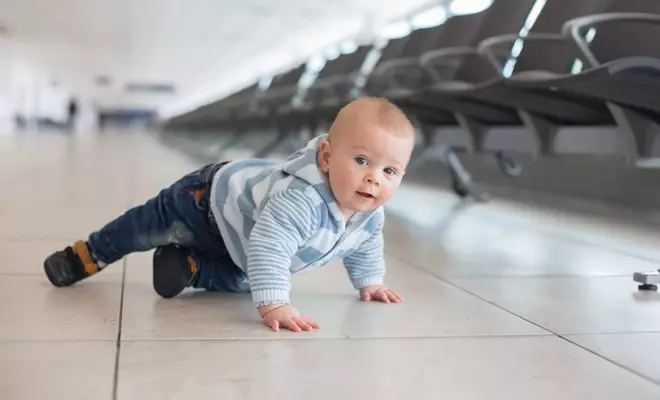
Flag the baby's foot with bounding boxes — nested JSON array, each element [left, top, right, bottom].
[[152, 245, 197, 298], [44, 241, 100, 287]]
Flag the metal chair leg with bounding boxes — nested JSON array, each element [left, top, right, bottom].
[[633, 269, 660, 291]]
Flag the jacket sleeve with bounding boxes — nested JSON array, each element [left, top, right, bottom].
[[246, 189, 318, 306], [343, 219, 386, 289]]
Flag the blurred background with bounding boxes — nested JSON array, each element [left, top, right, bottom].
[[0, 0, 481, 129], [1, 0, 659, 221]]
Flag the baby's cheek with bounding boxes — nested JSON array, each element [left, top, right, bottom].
[[379, 183, 398, 201]]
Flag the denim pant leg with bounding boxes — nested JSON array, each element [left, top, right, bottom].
[[190, 250, 251, 293], [88, 164, 222, 265]]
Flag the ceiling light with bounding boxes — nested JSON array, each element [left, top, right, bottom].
[[410, 6, 447, 28], [308, 54, 326, 72], [449, 0, 494, 16], [339, 40, 358, 54], [378, 21, 411, 39], [324, 46, 340, 60]]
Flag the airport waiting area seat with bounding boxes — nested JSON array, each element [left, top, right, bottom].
[[167, 83, 260, 132], [392, 0, 608, 158], [164, 0, 660, 164], [293, 45, 374, 129]]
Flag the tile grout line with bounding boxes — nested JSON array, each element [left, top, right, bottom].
[[556, 335, 660, 387], [387, 251, 660, 388], [111, 257, 127, 400], [386, 252, 562, 335], [111, 332, 552, 342], [111, 160, 139, 400], [4, 330, 658, 344]]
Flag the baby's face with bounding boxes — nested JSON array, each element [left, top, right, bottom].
[[320, 124, 414, 216]]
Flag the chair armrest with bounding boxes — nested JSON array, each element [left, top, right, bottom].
[[372, 49, 482, 87], [370, 58, 432, 90], [477, 33, 566, 72], [262, 85, 298, 100], [310, 73, 358, 90], [419, 46, 500, 80], [372, 58, 422, 77], [419, 47, 482, 65], [305, 73, 359, 101], [563, 12, 660, 68]]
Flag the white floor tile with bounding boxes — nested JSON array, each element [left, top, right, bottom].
[[116, 336, 660, 400], [0, 274, 123, 340], [0, 239, 121, 275], [0, 341, 116, 400], [448, 276, 660, 334], [384, 210, 659, 278], [120, 255, 544, 339]]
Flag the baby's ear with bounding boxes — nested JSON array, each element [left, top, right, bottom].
[[319, 139, 331, 172]]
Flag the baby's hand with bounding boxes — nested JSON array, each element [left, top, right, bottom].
[[359, 285, 404, 303], [259, 304, 320, 333]]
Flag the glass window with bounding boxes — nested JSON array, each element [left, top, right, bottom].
[[502, 0, 548, 77]]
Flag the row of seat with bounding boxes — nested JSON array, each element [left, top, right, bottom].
[[165, 0, 660, 166]]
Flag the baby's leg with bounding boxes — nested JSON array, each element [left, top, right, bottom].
[[189, 250, 250, 293], [45, 163, 222, 287], [152, 246, 249, 298], [87, 191, 197, 266]]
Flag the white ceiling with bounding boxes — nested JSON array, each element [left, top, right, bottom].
[[0, 0, 444, 119]]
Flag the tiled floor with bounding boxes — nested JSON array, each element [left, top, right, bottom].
[[1, 130, 659, 399]]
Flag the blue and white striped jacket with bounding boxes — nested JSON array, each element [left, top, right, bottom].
[[209, 134, 385, 306]]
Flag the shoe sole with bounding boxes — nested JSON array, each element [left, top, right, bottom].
[[153, 246, 190, 299]]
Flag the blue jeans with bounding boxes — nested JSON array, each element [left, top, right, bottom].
[[88, 163, 250, 293]]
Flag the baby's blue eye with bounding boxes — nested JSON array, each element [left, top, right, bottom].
[[355, 156, 368, 166], [384, 167, 396, 176]]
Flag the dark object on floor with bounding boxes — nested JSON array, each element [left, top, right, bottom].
[[152, 245, 197, 298], [633, 270, 660, 291]]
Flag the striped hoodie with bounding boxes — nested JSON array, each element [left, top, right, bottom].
[[209, 134, 385, 306]]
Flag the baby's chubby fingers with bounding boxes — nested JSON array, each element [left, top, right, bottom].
[[375, 289, 391, 303], [360, 290, 372, 302], [306, 319, 321, 330], [282, 318, 303, 332], [299, 316, 320, 330], [269, 319, 280, 332], [360, 286, 404, 303], [292, 317, 314, 332], [387, 289, 404, 303]]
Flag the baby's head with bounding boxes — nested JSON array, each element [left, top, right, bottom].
[[319, 97, 415, 217]]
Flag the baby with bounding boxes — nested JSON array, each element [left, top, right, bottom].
[[44, 96, 415, 333]]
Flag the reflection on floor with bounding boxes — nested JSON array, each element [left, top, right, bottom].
[[1, 130, 659, 399]]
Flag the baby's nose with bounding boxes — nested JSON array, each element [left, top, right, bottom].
[[366, 175, 380, 186]]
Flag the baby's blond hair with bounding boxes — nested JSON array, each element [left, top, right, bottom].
[[327, 97, 414, 143]]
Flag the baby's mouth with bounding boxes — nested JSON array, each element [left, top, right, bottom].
[[356, 191, 375, 199]]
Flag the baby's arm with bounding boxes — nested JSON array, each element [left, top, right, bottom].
[[343, 219, 404, 303], [247, 189, 320, 332]]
